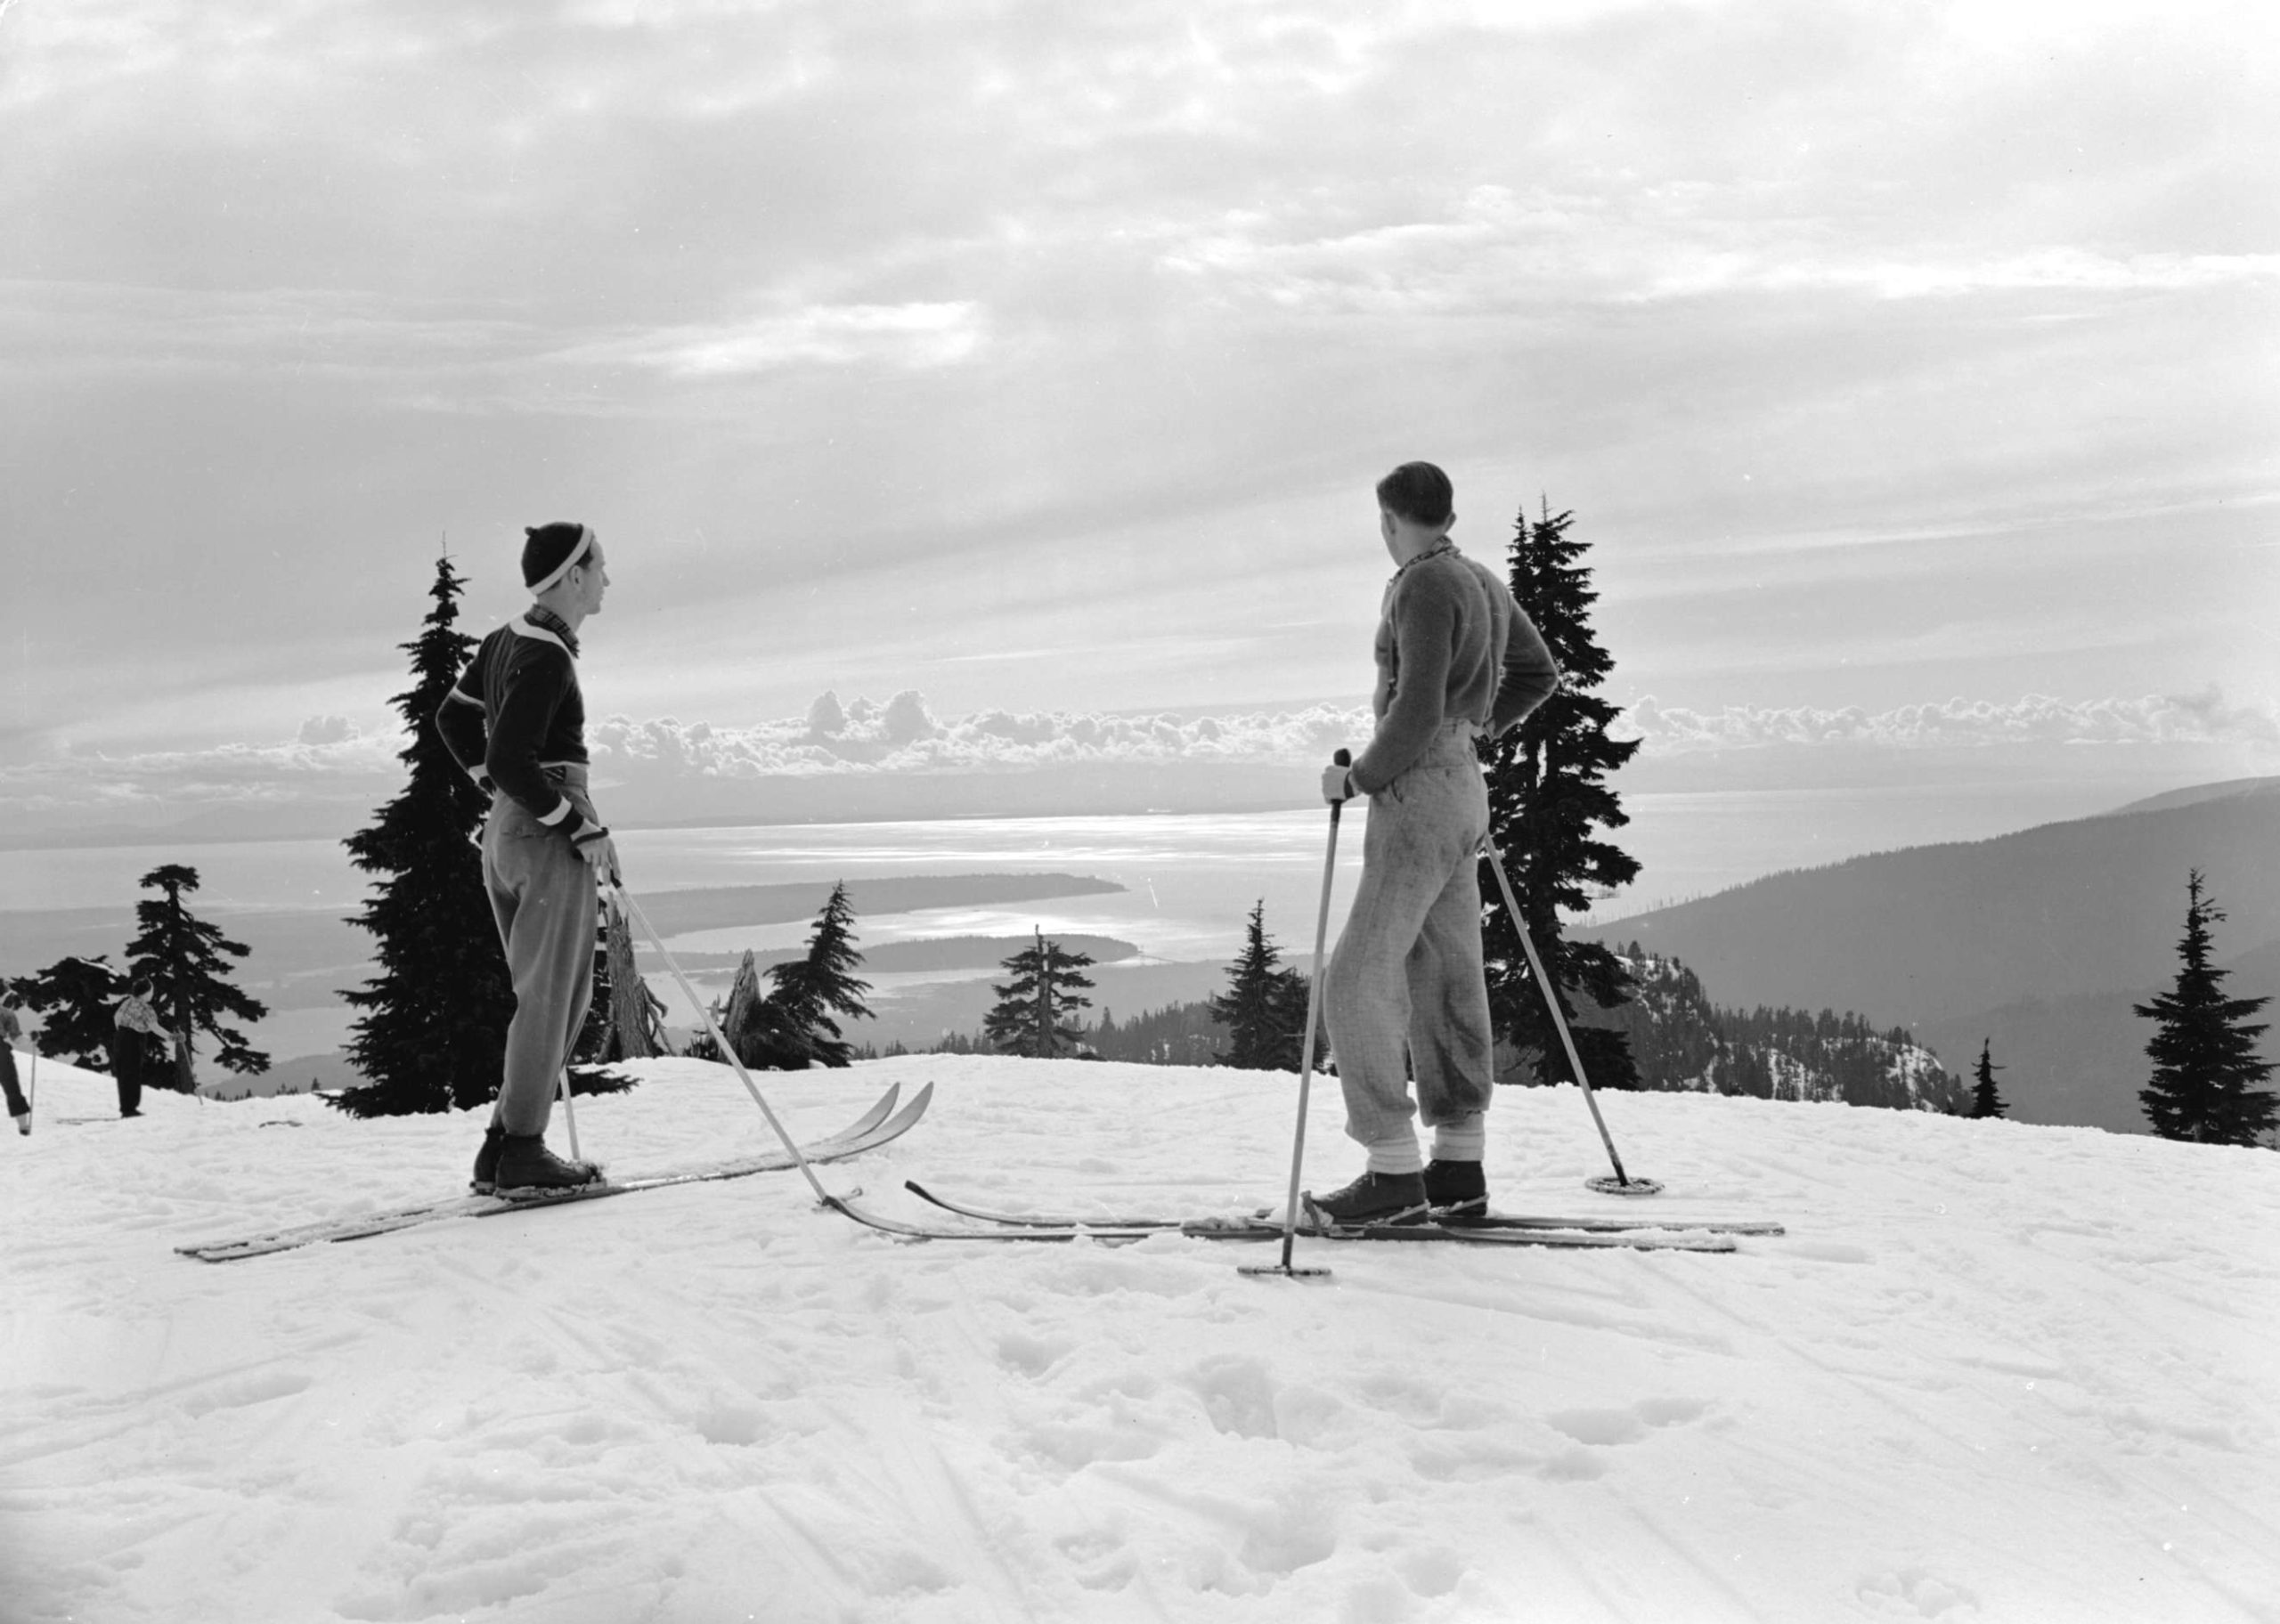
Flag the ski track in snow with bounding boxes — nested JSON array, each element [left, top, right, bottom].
[[4, 1052, 2277, 1623]]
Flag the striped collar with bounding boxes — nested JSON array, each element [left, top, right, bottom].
[[1391, 538, 1459, 582], [514, 606, 580, 659]]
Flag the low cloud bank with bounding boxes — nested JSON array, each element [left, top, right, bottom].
[[589, 691, 1371, 778], [1624, 689, 2280, 753], [5, 690, 2271, 839]]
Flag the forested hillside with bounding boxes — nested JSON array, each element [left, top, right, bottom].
[[924, 954, 1966, 1114]]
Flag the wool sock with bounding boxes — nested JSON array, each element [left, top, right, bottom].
[[1364, 1133, 1424, 1176], [1429, 1115, 1486, 1163]]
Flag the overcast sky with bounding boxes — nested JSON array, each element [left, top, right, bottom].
[[4, 0, 2276, 831]]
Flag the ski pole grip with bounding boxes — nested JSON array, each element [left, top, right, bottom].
[[1334, 748, 1351, 766]]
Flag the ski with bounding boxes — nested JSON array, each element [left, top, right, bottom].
[[901, 1180, 1785, 1238], [827, 1195, 1738, 1253], [179, 1082, 931, 1263]]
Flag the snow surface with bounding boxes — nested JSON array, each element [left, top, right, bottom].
[[4, 1049, 2276, 1624]]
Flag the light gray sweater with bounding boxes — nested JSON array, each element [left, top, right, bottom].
[[1349, 547, 1559, 795]]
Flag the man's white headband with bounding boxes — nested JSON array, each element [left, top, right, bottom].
[[529, 525, 595, 596]]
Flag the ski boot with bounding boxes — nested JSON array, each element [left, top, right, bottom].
[[1303, 1169, 1429, 1229], [1423, 1159, 1488, 1224], [493, 1133, 603, 1199]]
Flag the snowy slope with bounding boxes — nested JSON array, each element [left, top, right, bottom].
[[4, 1051, 2276, 1624]]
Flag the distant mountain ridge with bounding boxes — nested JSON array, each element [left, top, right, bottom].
[[1580, 775, 2280, 1133]]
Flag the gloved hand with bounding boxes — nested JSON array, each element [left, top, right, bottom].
[[1321, 761, 1356, 804]]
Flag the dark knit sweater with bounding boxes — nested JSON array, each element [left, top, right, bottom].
[[436, 613, 602, 839], [1348, 546, 1559, 795]]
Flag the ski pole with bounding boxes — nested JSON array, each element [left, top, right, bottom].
[[610, 883, 835, 1206], [557, 1070, 582, 1162], [1478, 835, 1657, 1195], [1244, 749, 1350, 1280]]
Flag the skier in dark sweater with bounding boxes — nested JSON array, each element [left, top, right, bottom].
[[2, 991, 29, 1133], [436, 523, 620, 1197], [110, 977, 167, 1117], [1310, 462, 1559, 1225]]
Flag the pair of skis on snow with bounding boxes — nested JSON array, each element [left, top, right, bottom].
[[831, 1183, 1779, 1254], [179, 1077, 1779, 1262], [177, 1080, 935, 1263]]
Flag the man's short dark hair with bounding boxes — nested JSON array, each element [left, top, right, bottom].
[[131, 977, 154, 997], [1376, 462, 1454, 528]]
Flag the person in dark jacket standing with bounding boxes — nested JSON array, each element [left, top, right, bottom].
[[436, 523, 620, 1197], [110, 976, 167, 1118], [2, 990, 30, 1134], [1310, 463, 1560, 1225]]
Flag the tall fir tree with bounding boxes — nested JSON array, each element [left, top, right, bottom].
[[983, 929, 1095, 1058], [763, 881, 874, 1068], [1969, 1039, 2008, 1119], [1209, 900, 1312, 1070], [333, 555, 516, 1116], [126, 864, 270, 1089], [10, 955, 126, 1068], [1478, 499, 1643, 1089], [2134, 870, 2276, 1146]]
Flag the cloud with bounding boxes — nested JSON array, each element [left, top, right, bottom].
[[548, 302, 987, 378], [590, 693, 1372, 778], [1623, 689, 2280, 753], [296, 715, 361, 746], [1637, 248, 2280, 304]]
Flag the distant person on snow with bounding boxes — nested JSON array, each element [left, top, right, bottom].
[[110, 976, 168, 1118], [1311, 462, 1559, 1225], [436, 522, 620, 1198], [2, 990, 29, 1133]]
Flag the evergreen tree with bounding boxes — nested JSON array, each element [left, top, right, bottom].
[[1969, 1040, 2008, 1119], [982, 929, 1095, 1058], [1478, 499, 1642, 1089], [126, 864, 269, 1089], [763, 881, 874, 1068], [11, 955, 125, 1068], [334, 555, 516, 1116], [2135, 870, 2276, 1145], [1209, 900, 1312, 1070]]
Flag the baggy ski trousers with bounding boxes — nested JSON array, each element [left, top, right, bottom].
[[484, 764, 598, 1137], [1323, 720, 1496, 1150]]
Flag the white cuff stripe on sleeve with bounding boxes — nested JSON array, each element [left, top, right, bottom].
[[536, 799, 573, 827]]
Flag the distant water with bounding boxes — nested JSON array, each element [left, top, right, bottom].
[[0, 780, 2126, 928], [0, 779, 2128, 1059]]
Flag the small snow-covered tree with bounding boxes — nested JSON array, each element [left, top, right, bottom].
[[1209, 900, 1312, 1070], [2135, 871, 2276, 1145], [764, 881, 873, 1068], [983, 930, 1095, 1058], [1969, 1040, 2008, 1119], [11, 955, 125, 1068], [126, 864, 269, 1089]]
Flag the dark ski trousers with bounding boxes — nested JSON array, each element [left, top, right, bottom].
[[109, 1030, 143, 1117], [482, 766, 598, 1138], [1, 1045, 26, 1119]]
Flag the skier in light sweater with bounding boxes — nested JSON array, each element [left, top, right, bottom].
[[436, 522, 620, 1198], [1309, 462, 1559, 1225]]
